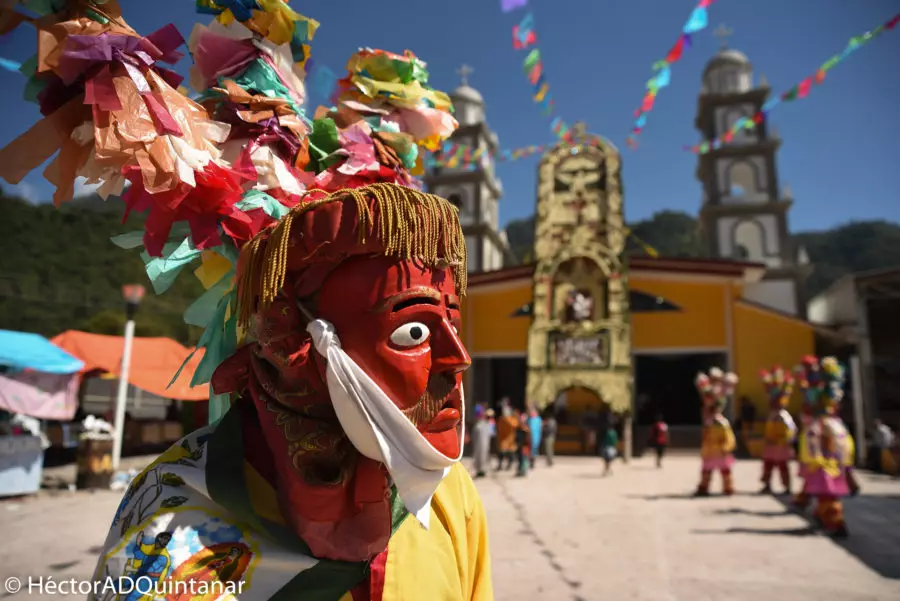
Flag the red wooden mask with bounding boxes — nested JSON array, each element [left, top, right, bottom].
[[317, 255, 470, 458]]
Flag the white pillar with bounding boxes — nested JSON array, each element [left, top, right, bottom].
[[112, 319, 136, 470]]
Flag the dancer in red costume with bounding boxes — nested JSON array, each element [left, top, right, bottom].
[[758, 366, 798, 495], [0, 1, 493, 598]]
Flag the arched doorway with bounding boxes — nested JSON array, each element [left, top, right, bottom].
[[552, 386, 609, 455]]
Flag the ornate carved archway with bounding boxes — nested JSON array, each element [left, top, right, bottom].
[[526, 127, 633, 419]]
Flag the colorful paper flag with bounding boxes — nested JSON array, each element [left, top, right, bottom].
[[683, 7, 708, 34], [0, 57, 21, 73], [523, 49, 541, 70], [533, 82, 549, 102], [527, 62, 543, 84], [501, 0, 528, 13], [513, 26, 537, 49], [686, 12, 900, 154], [665, 36, 686, 63]]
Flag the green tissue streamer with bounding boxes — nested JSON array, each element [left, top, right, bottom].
[[141, 238, 202, 295], [184, 269, 235, 328], [236, 190, 291, 220]]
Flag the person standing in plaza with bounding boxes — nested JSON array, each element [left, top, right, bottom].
[[528, 406, 543, 468], [648, 414, 669, 468], [515, 413, 532, 477], [471, 406, 493, 479], [602, 426, 619, 476], [543, 411, 558, 467], [496, 404, 518, 471], [874, 419, 897, 474]]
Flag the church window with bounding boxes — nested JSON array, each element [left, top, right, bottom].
[[628, 291, 682, 313], [732, 220, 767, 260], [725, 161, 758, 197]]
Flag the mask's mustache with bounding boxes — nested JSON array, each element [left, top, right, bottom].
[[402, 373, 457, 426]]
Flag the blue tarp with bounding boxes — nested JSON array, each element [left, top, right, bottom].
[[0, 330, 84, 374]]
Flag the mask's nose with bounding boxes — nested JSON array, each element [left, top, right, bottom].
[[430, 319, 471, 376]]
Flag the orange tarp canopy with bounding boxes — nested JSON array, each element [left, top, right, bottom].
[[51, 330, 209, 401]]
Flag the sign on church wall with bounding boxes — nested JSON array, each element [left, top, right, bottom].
[[550, 331, 611, 368]]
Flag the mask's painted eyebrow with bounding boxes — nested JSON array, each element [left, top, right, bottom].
[[373, 287, 442, 313]]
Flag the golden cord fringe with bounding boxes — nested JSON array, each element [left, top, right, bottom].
[[235, 182, 468, 328]]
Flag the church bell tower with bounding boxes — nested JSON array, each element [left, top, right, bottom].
[[425, 65, 515, 273], [695, 27, 809, 316]]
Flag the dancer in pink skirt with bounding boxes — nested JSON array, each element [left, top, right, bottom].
[[694, 367, 738, 496], [759, 366, 798, 494], [792, 356, 854, 538]]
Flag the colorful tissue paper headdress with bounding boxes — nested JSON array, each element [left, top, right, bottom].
[[0, 0, 469, 562], [794, 355, 845, 415], [0, 0, 461, 406], [759, 365, 795, 409], [0, 0, 230, 206], [695, 366, 738, 412]]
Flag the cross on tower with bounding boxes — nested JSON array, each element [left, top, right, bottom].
[[571, 121, 589, 144], [457, 64, 473, 86], [713, 24, 733, 49]]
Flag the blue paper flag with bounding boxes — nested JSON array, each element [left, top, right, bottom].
[[0, 57, 22, 73], [517, 12, 534, 38], [648, 67, 671, 90], [683, 7, 708, 34], [309, 63, 338, 102]]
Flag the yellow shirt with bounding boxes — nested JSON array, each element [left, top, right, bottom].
[[701, 416, 736, 458], [339, 463, 493, 601]]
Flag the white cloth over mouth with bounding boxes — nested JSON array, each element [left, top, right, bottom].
[[307, 319, 465, 528]]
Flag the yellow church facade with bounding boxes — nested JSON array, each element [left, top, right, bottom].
[[460, 255, 815, 451]]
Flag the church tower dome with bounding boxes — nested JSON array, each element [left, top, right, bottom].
[[449, 65, 485, 126], [702, 26, 753, 95]]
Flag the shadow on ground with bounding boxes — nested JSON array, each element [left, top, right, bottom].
[[775, 493, 900, 580], [693, 491, 900, 579]]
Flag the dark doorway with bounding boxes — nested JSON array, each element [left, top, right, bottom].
[[634, 352, 727, 426], [491, 358, 527, 410]]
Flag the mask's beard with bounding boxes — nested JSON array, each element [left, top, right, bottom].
[[401, 372, 457, 426]]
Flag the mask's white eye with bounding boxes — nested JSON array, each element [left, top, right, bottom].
[[390, 322, 431, 348]]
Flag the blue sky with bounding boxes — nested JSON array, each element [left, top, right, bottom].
[[0, 0, 897, 231]]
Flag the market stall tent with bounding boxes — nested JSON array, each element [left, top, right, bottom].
[[0, 330, 85, 496], [51, 330, 209, 401]]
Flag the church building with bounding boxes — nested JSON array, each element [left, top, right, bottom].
[[695, 31, 811, 317], [430, 46, 818, 455]]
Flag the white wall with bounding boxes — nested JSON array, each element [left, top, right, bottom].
[[465, 234, 480, 273], [743, 279, 798, 315], [807, 278, 858, 325]]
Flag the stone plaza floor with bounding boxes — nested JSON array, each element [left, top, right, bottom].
[[1, 455, 898, 600]]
